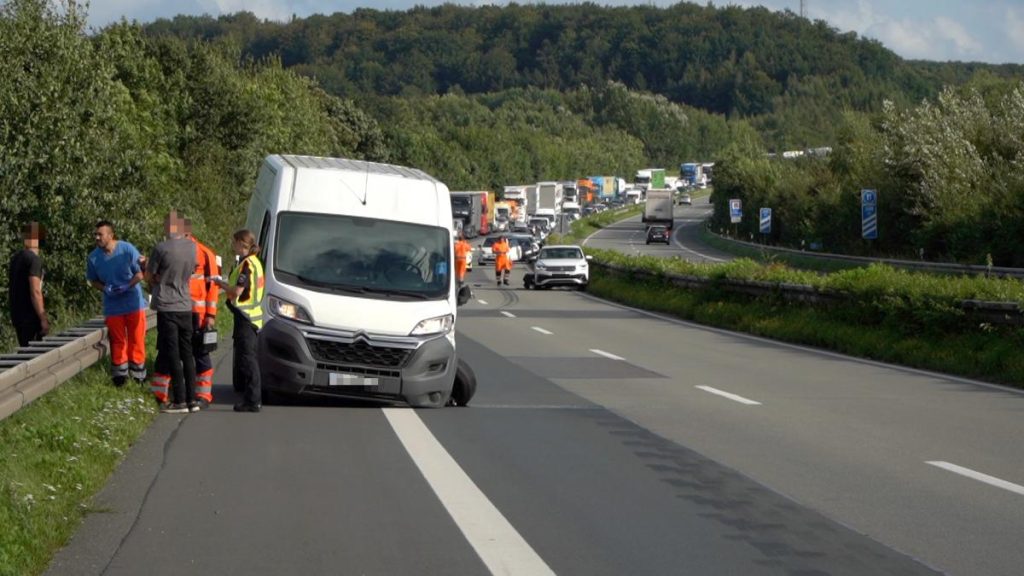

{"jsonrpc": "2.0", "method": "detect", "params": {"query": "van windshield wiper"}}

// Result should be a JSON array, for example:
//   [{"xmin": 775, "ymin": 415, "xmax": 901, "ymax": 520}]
[
  {"xmin": 296, "ymin": 275, "xmax": 368, "ymax": 294},
  {"xmin": 361, "ymin": 287, "xmax": 430, "ymax": 300}
]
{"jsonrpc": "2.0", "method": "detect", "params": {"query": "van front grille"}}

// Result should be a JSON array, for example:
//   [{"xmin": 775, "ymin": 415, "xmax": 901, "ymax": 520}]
[{"xmin": 307, "ymin": 338, "xmax": 412, "ymax": 368}]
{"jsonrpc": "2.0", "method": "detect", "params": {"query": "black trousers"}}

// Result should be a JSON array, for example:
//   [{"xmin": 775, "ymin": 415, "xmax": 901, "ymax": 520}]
[
  {"xmin": 232, "ymin": 310, "xmax": 261, "ymax": 406},
  {"xmin": 157, "ymin": 311, "xmax": 196, "ymax": 404},
  {"xmin": 13, "ymin": 318, "xmax": 42, "ymax": 347}
]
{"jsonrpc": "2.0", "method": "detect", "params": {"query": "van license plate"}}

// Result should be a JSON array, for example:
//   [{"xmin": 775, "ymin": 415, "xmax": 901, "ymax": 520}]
[{"xmin": 329, "ymin": 373, "xmax": 379, "ymax": 387}]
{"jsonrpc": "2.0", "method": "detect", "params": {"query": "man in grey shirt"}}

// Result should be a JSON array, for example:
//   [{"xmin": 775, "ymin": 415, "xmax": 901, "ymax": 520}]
[{"xmin": 146, "ymin": 211, "xmax": 198, "ymax": 413}]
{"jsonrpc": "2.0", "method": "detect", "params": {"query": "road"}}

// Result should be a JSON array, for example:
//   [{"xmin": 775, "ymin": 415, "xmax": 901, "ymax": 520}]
[
  {"xmin": 46, "ymin": 213, "xmax": 1024, "ymax": 576},
  {"xmin": 583, "ymin": 201, "xmax": 733, "ymax": 263}
]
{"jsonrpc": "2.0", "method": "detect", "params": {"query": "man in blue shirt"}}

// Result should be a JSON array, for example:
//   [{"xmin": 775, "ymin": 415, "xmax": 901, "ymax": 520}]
[{"xmin": 86, "ymin": 220, "xmax": 148, "ymax": 387}]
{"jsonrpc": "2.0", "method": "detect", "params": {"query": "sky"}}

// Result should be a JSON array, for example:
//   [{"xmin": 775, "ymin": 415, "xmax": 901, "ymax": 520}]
[{"xmin": 82, "ymin": 1, "xmax": 1024, "ymax": 64}]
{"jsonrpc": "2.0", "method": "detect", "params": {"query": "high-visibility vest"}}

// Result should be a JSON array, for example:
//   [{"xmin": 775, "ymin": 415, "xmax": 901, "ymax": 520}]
[
  {"xmin": 454, "ymin": 240, "xmax": 471, "ymax": 262},
  {"xmin": 189, "ymin": 238, "xmax": 220, "ymax": 320},
  {"xmin": 229, "ymin": 254, "xmax": 264, "ymax": 329}
]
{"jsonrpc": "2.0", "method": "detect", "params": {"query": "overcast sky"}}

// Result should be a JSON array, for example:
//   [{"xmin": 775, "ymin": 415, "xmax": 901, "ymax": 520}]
[{"xmin": 83, "ymin": 1, "xmax": 1024, "ymax": 64}]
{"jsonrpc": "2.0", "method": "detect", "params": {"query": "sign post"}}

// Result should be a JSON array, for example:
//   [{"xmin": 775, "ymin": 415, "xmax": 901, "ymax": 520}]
[
  {"xmin": 861, "ymin": 189, "xmax": 878, "ymax": 240},
  {"xmin": 729, "ymin": 198, "xmax": 742, "ymax": 238},
  {"xmin": 759, "ymin": 207, "xmax": 772, "ymax": 241}
]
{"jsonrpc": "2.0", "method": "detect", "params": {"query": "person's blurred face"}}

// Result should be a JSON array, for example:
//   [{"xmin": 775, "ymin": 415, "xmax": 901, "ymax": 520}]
[
  {"xmin": 165, "ymin": 211, "xmax": 182, "ymax": 237},
  {"xmin": 94, "ymin": 225, "xmax": 114, "ymax": 250},
  {"xmin": 23, "ymin": 222, "xmax": 41, "ymax": 250},
  {"xmin": 232, "ymin": 239, "xmax": 248, "ymax": 257}
]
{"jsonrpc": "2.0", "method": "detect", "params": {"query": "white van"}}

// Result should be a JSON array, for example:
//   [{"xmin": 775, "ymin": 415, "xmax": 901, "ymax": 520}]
[{"xmin": 245, "ymin": 155, "xmax": 472, "ymax": 408}]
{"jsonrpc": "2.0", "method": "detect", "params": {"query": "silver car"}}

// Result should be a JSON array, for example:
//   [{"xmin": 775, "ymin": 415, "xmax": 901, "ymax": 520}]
[{"xmin": 524, "ymin": 245, "xmax": 591, "ymax": 290}]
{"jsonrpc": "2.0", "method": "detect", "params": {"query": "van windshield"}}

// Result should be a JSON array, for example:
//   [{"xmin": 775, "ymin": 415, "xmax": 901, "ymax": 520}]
[{"xmin": 274, "ymin": 212, "xmax": 451, "ymax": 300}]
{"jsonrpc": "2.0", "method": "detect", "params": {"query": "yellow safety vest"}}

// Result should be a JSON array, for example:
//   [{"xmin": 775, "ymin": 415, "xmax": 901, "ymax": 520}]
[{"xmin": 229, "ymin": 254, "xmax": 264, "ymax": 329}]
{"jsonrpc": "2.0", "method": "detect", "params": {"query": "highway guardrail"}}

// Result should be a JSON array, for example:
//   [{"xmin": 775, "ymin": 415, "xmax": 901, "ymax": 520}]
[{"xmin": 0, "ymin": 310, "xmax": 156, "ymax": 423}]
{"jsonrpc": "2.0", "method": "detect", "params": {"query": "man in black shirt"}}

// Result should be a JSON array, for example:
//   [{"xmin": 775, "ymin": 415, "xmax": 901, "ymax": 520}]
[{"xmin": 8, "ymin": 222, "xmax": 49, "ymax": 347}]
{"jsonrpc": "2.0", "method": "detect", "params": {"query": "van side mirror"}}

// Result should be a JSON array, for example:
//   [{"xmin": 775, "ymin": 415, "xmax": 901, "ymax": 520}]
[{"xmin": 457, "ymin": 284, "xmax": 472, "ymax": 306}]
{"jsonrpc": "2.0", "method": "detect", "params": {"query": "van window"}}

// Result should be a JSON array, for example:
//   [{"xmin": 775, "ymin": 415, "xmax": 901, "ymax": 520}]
[
  {"xmin": 257, "ymin": 211, "xmax": 271, "ymax": 258},
  {"xmin": 273, "ymin": 212, "xmax": 451, "ymax": 300}
]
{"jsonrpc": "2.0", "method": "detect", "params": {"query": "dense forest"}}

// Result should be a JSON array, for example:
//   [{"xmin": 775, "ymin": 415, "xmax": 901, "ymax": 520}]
[{"xmin": 142, "ymin": 3, "xmax": 1024, "ymax": 152}]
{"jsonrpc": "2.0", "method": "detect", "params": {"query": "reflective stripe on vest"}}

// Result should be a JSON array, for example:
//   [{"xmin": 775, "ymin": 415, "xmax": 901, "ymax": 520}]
[{"xmin": 229, "ymin": 254, "xmax": 265, "ymax": 329}]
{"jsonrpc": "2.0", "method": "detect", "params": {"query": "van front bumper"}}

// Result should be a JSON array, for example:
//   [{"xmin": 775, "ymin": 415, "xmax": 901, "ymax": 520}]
[{"xmin": 257, "ymin": 318, "xmax": 456, "ymax": 408}]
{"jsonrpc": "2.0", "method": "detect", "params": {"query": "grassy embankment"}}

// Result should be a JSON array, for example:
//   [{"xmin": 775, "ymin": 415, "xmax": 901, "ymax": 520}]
[
  {"xmin": 0, "ymin": 312, "xmax": 235, "ymax": 576},
  {"xmin": 565, "ymin": 207, "xmax": 1024, "ymax": 389}
]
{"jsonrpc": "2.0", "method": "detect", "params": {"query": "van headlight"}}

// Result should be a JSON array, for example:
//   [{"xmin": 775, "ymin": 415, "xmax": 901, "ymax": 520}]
[
  {"xmin": 268, "ymin": 295, "xmax": 313, "ymax": 324},
  {"xmin": 410, "ymin": 314, "xmax": 454, "ymax": 336}
]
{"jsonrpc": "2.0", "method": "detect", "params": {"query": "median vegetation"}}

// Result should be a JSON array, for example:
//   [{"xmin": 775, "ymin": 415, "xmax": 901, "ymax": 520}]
[{"xmin": 586, "ymin": 249, "xmax": 1024, "ymax": 388}]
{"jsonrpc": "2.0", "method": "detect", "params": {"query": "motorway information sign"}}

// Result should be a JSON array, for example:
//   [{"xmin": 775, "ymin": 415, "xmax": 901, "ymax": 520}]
[
  {"xmin": 759, "ymin": 207, "xmax": 771, "ymax": 234},
  {"xmin": 861, "ymin": 189, "xmax": 878, "ymax": 240},
  {"xmin": 729, "ymin": 199, "xmax": 742, "ymax": 224}
]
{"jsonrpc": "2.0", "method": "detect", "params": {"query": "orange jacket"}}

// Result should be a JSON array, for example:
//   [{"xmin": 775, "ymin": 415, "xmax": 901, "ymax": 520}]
[
  {"xmin": 454, "ymin": 239, "xmax": 472, "ymax": 280},
  {"xmin": 493, "ymin": 238, "xmax": 512, "ymax": 272},
  {"xmin": 189, "ymin": 237, "xmax": 220, "ymax": 321}
]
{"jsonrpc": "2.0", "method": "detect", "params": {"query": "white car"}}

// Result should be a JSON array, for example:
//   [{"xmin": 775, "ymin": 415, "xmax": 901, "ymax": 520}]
[
  {"xmin": 678, "ymin": 192, "xmax": 692, "ymax": 205},
  {"xmin": 523, "ymin": 245, "xmax": 591, "ymax": 290},
  {"xmin": 477, "ymin": 236, "xmax": 522, "ymax": 265}
]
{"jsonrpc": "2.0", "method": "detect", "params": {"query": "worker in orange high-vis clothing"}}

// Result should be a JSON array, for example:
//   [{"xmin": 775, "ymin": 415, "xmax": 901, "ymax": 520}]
[
  {"xmin": 151, "ymin": 219, "xmax": 221, "ymax": 409},
  {"xmin": 87, "ymin": 220, "xmax": 148, "ymax": 387},
  {"xmin": 493, "ymin": 235, "xmax": 512, "ymax": 287},
  {"xmin": 454, "ymin": 232, "xmax": 472, "ymax": 284}
]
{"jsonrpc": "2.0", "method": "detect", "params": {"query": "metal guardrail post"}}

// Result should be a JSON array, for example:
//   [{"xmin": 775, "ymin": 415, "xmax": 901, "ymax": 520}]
[{"xmin": 0, "ymin": 310, "xmax": 156, "ymax": 422}]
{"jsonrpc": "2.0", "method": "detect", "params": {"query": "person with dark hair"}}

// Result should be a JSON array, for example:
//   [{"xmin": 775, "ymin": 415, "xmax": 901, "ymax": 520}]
[
  {"xmin": 213, "ymin": 229, "xmax": 263, "ymax": 413},
  {"xmin": 8, "ymin": 222, "xmax": 49, "ymax": 347},
  {"xmin": 146, "ymin": 210, "xmax": 198, "ymax": 414},
  {"xmin": 87, "ymin": 219, "xmax": 147, "ymax": 386}
]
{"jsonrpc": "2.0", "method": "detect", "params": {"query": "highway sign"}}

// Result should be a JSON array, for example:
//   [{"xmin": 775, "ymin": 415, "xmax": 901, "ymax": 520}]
[
  {"xmin": 759, "ymin": 207, "xmax": 771, "ymax": 234},
  {"xmin": 861, "ymin": 189, "xmax": 878, "ymax": 239},
  {"xmin": 729, "ymin": 199, "xmax": 742, "ymax": 224}
]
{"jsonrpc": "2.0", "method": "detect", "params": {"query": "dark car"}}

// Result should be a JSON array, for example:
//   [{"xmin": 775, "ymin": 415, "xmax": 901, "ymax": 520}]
[
  {"xmin": 646, "ymin": 225, "xmax": 671, "ymax": 245},
  {"xmin": 508, "ymin": 233, "xmax": 540, "ymax": 261}
]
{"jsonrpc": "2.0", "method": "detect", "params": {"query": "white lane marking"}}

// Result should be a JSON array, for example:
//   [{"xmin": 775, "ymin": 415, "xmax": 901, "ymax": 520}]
[
  {"xmin": 531, "ymin": 326, "xmax": 553, "ymax": 335},
  {"xmin": 383, "ymin": 409, "xmax": 556, "ymax": 575},
  {"xmin": 696, "ymin": 385, "xmax": 762, "ymax": 405},
  {"xmin": 581, "ymin": 292, "xmax": 1024, "ymax": 397},
  {"xmin": 590, "ymin": 349, "xmax": 625, "ymax": 361},
  {"xmin": 671, "ymin": 232, "xmax": 726, "ymax": 262},
  {"xmin": 477, "ymin": 299, "xmax": 488, "ymax": 305},
  {"xmin": 500, "ymin": 311, "xmax": 516, "ymax": 318},
  {"xmin": 926, "ymin": 461, "xmax": 1024, "ymax": 496}
]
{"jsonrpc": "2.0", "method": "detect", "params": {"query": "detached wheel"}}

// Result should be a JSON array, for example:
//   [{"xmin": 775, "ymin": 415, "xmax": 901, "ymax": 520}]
[{"xmin": 449, "ymin": 358, "xmax": 477, "ymax": 407}]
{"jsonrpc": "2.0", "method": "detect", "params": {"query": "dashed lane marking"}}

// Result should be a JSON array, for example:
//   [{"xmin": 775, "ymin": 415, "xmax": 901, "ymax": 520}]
[
  {"xmin": 696, "ymin": 385, "xmax": 762, "ymax": 406},
  {"xmin": 590, "ymin": 349, "xmax": 625, "ymax": 361},
  {"xmin": 476, "ymin": 300, "xmax": 488, "ymax": 305},
  {"xmin": 501, "ymin": 311, "xmax": 516, "ymax": 318},
  {"xmin": 531, "ymin": 326, "xmax": 554, "ymax": 335},
  {"xmin": 926, "ymin": 461, "xmax": 1024, "ymax": 496}
]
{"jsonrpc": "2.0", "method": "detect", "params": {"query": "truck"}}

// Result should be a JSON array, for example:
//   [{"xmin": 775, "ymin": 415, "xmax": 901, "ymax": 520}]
[
  {"xmin": 561, "ymin": 181, "xmax": 579, "ymax": 205},
  {"xmin": 680, "ymin": 163, "xmax": 706, "ymax": 189},
  {"xmin": 245, "ymin": 154, "xmax": 475, "ymax": 408},
  {"xmin": 535, "ymin": 181, "xmax": 562, "ymax": 218},
  {"xmin": 635, "ymin": 168, "xmax": 665, "ymax": 192},
  {"xmin": 624, "ymin": 188, "xmax": 643, "ymax": 205},
  {"xmin": 493, "ymin": 200, "xmax": 513, "ymax": 232},
  {"xmin": 642, "ymin": 188, "xmax": 675, "ymax": 230},
  {"xmin": 450, "ymin": 191, "xmax": 490, "ymax": 238},
  {"xmin": 503, "ymin": 185, "xmax": 528, "ymax": 221}
]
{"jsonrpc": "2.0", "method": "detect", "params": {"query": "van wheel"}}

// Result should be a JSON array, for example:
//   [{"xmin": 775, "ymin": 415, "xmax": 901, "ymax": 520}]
[{"xmin": 449, "ymin": 358, "xmax": 477, "ymax": 407}]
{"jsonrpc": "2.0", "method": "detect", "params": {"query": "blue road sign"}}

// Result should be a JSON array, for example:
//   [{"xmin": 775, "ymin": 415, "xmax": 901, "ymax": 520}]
[
  {"xmin": 862, "ymin": 204, "xmax": 878, "ymax": 239},
  {"xmin": 759, "ymin": 207, "xmax": 771, "ymax": 234},
  {"xmin": 729, "ymin": 199, "xmax": 742, "ymax": 224},
  {"xmin": 861, "ymin": 189, "xmax": 877, "ymax": 206}
]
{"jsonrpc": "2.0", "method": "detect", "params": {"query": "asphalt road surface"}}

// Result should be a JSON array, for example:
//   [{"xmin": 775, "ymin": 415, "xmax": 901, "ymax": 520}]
[
  {"xmin": 46, "ymin": 232, "xmax": 1024, "ymax": 576},
  {"xmin": 583, "ymin": 201, "xmax": 734, "ymax": 263}
]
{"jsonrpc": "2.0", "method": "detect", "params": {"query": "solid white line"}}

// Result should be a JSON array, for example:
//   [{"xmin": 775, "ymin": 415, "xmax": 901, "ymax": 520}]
[
  {"xmin": 383, "ymin": 409, "xmax": 556, "ymax": 575},
  {"xmin": 671, "ymin": 232, "xmax": 726, "ymax": 262},
  {"xmin": 590, "ymin": 349, "xmax": 625, "ymax": 361},
  {"xmin": 476, "ymin": 300, "xmax": 488, "ymax": 305},
  {"xmin": 500, "ymin": 311, "xmax": 516, "ymax": 318},
  {"xmin": 531, "ymin": 326, "xmax": 553, "ymax": 335},
  {"xmin": 926, "ymin": 461, "xmax": 1024, "ymax": 496},
  {"xmin": 696, "ymin": 385, "xmax": 762, "ymax": 405}
]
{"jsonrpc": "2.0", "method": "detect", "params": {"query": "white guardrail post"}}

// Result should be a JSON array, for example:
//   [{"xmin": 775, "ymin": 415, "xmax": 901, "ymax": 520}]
[{"xmin": 0, "ymin": 310, "xmax": 157, "ymax": 422}]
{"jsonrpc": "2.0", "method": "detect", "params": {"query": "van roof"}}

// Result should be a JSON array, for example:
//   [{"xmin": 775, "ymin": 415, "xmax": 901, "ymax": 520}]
[{"xmin": 277, "ymin": 155, "xmax": 440, "ymax": 183}]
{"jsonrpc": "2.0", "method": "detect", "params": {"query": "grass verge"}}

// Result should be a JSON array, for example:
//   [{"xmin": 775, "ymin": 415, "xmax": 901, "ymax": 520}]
[
  {"xmin": 698, "ymin": 225, "xmax": 863, "ymax": 274},
  {"xmin": 587, "ymin": 272, "xmax": 1024, "ymax": 388}
]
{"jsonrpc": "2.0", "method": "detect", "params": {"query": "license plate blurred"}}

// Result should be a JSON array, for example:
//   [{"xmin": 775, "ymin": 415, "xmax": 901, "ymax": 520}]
[{"xmin": 329, "ymin": 373, "xmax": 379, "ymax": 387}]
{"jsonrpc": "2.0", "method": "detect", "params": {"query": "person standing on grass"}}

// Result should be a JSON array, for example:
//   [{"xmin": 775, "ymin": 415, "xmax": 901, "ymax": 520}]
[
  {"xmin": 8, "ymin": 222, "xmax": 49, "ymax": 347},
  {"xmin": 146, "ymin": 211, "xmax": 198, "ymax": 414},
  {"xmin": 212, "ymin": 229, "xmax": 263, "ymax": 413},
  {"xmin": 87, "ymin": 220, "xmax": 148, "ymax": 387}
]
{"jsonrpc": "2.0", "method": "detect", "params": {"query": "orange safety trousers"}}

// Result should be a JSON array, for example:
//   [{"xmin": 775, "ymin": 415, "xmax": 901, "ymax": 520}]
[
  {"xmin": 105, "ymin": 310, "xmax": 147, "ymax": 381},
  {"xmin": 151, "ymin": 311, "xmax": 214, "ymax": 404}
]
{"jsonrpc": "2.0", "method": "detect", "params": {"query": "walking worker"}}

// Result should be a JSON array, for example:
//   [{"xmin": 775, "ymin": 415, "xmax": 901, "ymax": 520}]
[
  {"xmin": 454, "ymin": 232, "xmax": 472, "ymax": 284},
  {"xmin": 87, "ymin": 220, "xmax": 148, "ymax": 387},
  {"xmin": 493, "ymin": 235, "xmax": 512, "ymax": 286},
  {"xmin": 8, "ymin": 222, "xmax": 49, "ymax": 347},
  {"xmin": 213, "ymin": 229, "xmax": 264, "ymax": 413},
  {"xmin": 146, "ymin": 210, "xmax": 198, "ymax": 414}
]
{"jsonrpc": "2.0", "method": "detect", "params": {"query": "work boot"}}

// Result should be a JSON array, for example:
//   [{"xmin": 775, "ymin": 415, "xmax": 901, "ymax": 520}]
[{"xmin": 112, "ymin": 376, "xmax": 127, "ymax": 388}]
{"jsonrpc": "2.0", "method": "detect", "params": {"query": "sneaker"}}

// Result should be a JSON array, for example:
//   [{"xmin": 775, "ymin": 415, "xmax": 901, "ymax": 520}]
[
  {"xmin": 161, "ymin": 402, "xmax": 189, "ymax": 414},
  {"xmin": 503, "ymin": 280, "xmax": 510, "ymax": 286},
  {"xmin": 188, "ymin": 401, "xmax": 201, "ymax": 413},
  {"xmin": 233, "ymin": 403, "xmax": 261, "ymax": 413},
  {"xmin": 195, "ymin": 398, "xmax": 210, "ymax": 410}
]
